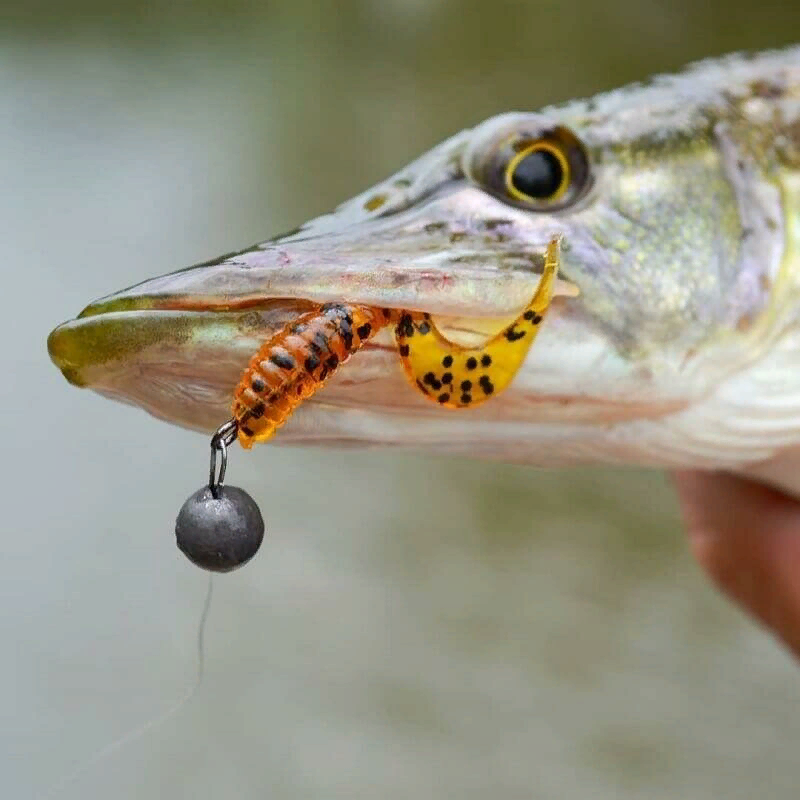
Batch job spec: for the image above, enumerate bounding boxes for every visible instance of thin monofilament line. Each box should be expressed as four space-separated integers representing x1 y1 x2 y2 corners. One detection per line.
41 575 214 799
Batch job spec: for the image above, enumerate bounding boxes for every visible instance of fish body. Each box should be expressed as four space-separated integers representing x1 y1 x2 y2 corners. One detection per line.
48 46 800 495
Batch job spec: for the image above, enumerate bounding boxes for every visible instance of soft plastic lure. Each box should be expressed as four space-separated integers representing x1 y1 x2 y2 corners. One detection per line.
232 237 561 449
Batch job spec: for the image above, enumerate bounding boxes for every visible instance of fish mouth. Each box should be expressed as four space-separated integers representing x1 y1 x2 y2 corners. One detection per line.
46 170 681 452
46 273 583 441
46 279 676 449
47 177 594 434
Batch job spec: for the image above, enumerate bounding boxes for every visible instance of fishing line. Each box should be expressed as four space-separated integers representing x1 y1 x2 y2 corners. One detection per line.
41 574 214 800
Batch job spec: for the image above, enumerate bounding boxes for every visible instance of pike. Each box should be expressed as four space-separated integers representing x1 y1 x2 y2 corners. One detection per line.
48 46 800 497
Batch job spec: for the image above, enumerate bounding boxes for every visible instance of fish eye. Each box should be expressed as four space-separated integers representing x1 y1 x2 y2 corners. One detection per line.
505 141 570 204
470 123 591 211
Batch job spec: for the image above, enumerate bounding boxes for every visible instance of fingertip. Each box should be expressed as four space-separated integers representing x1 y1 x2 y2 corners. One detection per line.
671 470 800 659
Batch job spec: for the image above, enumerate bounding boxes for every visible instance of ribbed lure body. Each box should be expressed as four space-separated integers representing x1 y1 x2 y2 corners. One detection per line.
232 304 392 448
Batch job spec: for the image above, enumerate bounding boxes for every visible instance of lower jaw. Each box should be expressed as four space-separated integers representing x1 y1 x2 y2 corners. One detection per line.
51 303 683 446
84 355 681 446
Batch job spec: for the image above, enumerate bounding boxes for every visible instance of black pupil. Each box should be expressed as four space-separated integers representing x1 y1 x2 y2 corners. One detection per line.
511 148 564 200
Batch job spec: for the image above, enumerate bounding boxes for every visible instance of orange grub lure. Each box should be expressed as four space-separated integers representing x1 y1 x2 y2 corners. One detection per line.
232 303 392 448
232 237 563 447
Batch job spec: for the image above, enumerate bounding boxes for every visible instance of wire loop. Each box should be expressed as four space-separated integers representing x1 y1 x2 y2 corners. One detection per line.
208 419 238 497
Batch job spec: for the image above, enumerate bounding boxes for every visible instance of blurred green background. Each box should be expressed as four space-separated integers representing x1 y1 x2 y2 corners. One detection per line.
3 2 800 798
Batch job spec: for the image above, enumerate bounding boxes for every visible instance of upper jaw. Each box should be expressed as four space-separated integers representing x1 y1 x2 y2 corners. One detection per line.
75 184 576 322
46 181 565 388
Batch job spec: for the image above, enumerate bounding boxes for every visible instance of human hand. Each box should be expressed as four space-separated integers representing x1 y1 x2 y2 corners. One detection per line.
673 471 800 659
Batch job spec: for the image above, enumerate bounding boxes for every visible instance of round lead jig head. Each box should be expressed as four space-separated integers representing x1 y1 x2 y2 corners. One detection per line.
175 419 265 572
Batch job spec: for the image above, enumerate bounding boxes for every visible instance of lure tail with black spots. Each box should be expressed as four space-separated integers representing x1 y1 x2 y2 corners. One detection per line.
232 238 562 446
394 237 560 408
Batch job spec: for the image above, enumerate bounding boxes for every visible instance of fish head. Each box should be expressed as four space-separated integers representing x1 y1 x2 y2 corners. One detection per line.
48 50 798 467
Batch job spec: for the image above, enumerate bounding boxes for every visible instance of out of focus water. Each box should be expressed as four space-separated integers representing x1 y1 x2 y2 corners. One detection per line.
4 3 800 798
